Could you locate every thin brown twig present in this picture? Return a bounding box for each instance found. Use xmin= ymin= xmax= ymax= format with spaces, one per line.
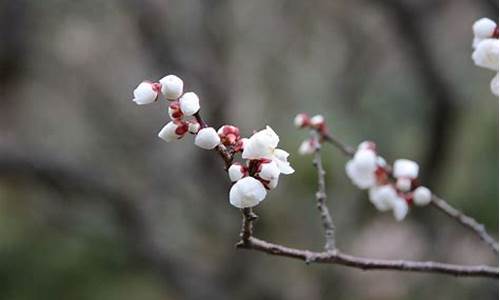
xmin=431 ymin=195 xmax=499 ymax=254
xmin=312 ymin=132 xmax=336 ymax=251
xmin=322 ymin=131 xmax=499 ymax=255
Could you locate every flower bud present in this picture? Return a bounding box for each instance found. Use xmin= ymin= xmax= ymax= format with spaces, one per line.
xmin=229 ymin=177 xmax=267 ymax=208
xmin=393 ymin=159 xmax=419 ymax=179
xmin=158 ymin=121 xmax=188 ymax=142
xmin=188 ymin=120 xmax=201 ymax=134
xmin=218 ymin=125 xmax=241 ymax=146
xmin=168 ymin=101 xmax=183 ymax=120
xmin=472 ymin=39 xmax=499 ymax=71
xmin=298 ymin=139 xmax=317 ymax=155
xmin=228 ymin=163 xmax=247 ymax=182
xmin=194 ymin=127 xmax=221 ymax=150
xmin=396 ymin=177 xmax=412 ymax=192
xmin=179 ymin=92 xmax=200 ymax=116
xmin=369 ymin=185 xmax=397 ymax=212
xmin=392 ymin=198 xmax=409 ymax=221
xmin=159 ymin=75 xmax=184 ymax=100
xmin=294 ymin=113 xmax=310 ymax=128
xmin=133 ymin=81 xmax=159 ymax=105
xmin=358 ymin=141 xmax=376 ymax=151
xmin=473 ymin=18 xmax=497 ymax=39
xmin=309 ymin=114 xmax=325 ymax=128
xmin=413 ymin=186 xmax=432 ymax=206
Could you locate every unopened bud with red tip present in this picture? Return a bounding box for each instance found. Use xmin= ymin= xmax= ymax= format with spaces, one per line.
xmin=233 ymin=138 xmax=248 ymax=152
xmin=179 ymin=92 xmax=200 ymax=116
xmin=294 ymin=113 xmax=310 ymax=128
xmin=473 ymin=18 xmax=497 ymax=39
xmin=218 ymin=125 xmax=241 ymax=146
xmin=228 ymin=163 xmax=247 ymax=182
xmin=159 ymin=75 xmax=184 ymax=100
xmin=133 ymin=81 xmax=160 ymax=105
xmin=194 ymin=127 xmax=221 ymax=150
xmin=168 ymin=101 xmax=183 ymax=120
xmin=158 ymin=121 xmax=188 ymax=142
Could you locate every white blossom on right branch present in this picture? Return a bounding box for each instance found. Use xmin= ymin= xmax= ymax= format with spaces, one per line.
xmin=471 ymin=18 xmax=499 ymax=96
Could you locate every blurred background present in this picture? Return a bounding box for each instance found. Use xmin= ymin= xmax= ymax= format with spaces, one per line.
xmin=0 ymin=0 xmax=498 ymax=299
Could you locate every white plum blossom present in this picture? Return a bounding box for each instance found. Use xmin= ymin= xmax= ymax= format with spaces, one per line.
xmin=392 ymin=197 xmax=409 ymax=221
xmin=298 ymin=139 xmax=317 ymax=155
xmin=258 ymin=160 xmax=280 ymax=181
xmin=368 ymin=185 xmax=397 ymax=212
xmin=413 ymin=186 xmax=432 ymax=206
xmin=229 ymin=177 xmax=267 ymax=208
xmin=133 ymin=81 xmax=159 ymax=105
xmin=473 ymin=18 xmax=497 ymax=48
xmin=158 ymin=121 xmax=187 ymax=142
xmin=396 ymin=177 xmax=412 ymax=192
xmin=194 ymin=127 xmax=221 ymax=150
xmin=472 ymin=38 xmax=499 ymax=71
xmin=393 ymin=159 xmax=419 ymax=179
xmin=345 ymin=147 xmax=378 ymax=189
xmin=179 ymin=92 xmax=200 ymax=116
xmin=159 ymin=75 xmax=184 ymax=100
xmin=242 ymin=126 xmax=294 ymax=175
xmin=228 ymin=163 xmax=246 ymax=182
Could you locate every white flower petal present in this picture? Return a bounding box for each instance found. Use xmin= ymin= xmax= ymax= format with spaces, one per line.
xmin=228 ymin=164 xmax=245 ymax=182
xmin=298 ymin=140 xmax=316 ymax=155
xmin=396 ymin=178 xmax=412 ymax=192
xmin=194 ymin=127 xmax=221 ymax=150
xmin=179 ymin=92 xmax=200 ymax=116
xmin=258 ymin=161 xmax=280 ymax=181
xmin=133 ymin=82 xmax=157 ymax=105
xmin=393 ymin=159 xmax=419 ymax=179
xmin=345 ymin=160 xmax=376 ymax=189
xmin=473 ymin=18 xmax=497 ymax=39
xmin=491 ymin=73 xmax=499 ymax=96
xmin=158 ymin=122 xmax=179 ymax=142
xmin=229 ymin=177 xmax=267 ymax=208
xmin=392 ymin=198 xmax=409 ymax=221
xmin=472 ymin=39 xmax=499 ymax=71
xmin=369 ymin=185 xmax=397 ymax=212
xmin=159 ymin=75 xmax=184 ymax=100
xmin=413 ymin=186 xmax=432 ymax=206
xmin=242 ymin=126 xmax=279 ymax=159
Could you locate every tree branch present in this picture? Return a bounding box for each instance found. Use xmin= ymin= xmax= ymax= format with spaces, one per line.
xmin=312 ymin=132 xmax=336 ymax=251
xmin=238 ymin=236 xmax=498 ymax=278
xmin=431 ymin=195 xmax=499 ymax=254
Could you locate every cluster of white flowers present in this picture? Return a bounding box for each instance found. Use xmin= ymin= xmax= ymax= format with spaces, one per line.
xmin=132 ymin=75 xmax=222 ymax=148
xmin=133 ymin=75 xmax=294 ymax=209
xmin=229 ymin=126 xmax=294 ymax=208
xmin=345 ymin=142 xmax=432 ymax=221
xmin=471 ymin=18 xmax=499 ymax=96
xmin=294 ymin=113 xmax=326 ymax=155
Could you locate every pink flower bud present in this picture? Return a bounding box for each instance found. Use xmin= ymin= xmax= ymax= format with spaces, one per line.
xmin=168 ymin=101 xmax=183 ymax=120
xmin=218 ymin=125 xmax=241 ymax=146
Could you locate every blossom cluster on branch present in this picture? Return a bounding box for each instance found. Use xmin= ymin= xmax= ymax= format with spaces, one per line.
xmin=295 ymin=113 xmax=431 ymax=221
xmin=471 ymin=18 xmax=499 ymax=96
xmin=133 ymin=75 xmax=294 ymax=209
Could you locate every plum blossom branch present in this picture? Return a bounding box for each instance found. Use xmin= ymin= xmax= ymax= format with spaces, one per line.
xmin=133 ymin=75 xmax=498 ymax=279
xmin=313 ymin=119 xmax=499 ymax=255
